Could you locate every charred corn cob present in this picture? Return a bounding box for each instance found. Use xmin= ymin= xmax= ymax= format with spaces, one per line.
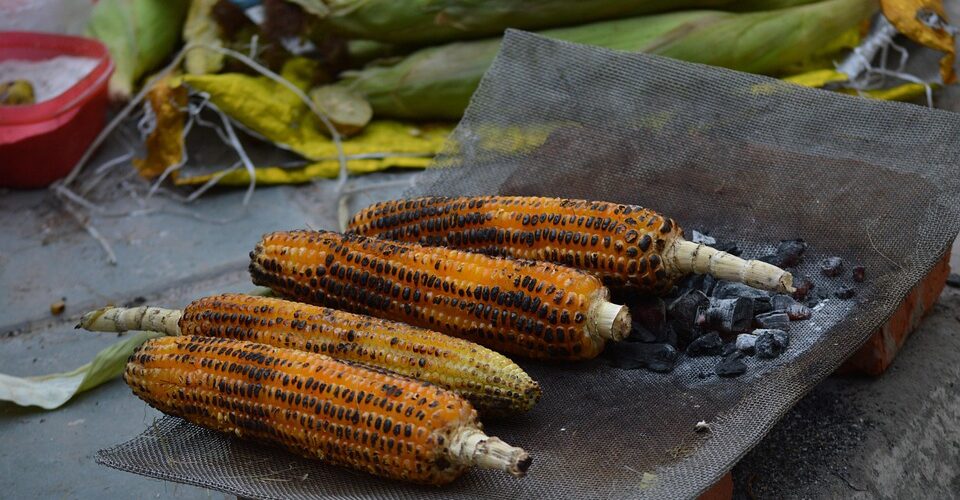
xmin=347 ymin=196 xmax=794 ymax=294
xmin=80 ymin=293 xmax=541 ymax=414
xmin=249 ymin=230 xmax=631 ymax=360
xmin=125 ymin=335 xmax=530 ymax=485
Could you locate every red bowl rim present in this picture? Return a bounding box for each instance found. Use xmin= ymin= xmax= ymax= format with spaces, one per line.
xmin=0 ymin=31 xmax=115 ymax=125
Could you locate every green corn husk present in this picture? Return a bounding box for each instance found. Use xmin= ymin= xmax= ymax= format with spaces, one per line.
xmin=313 ymin=0 xmax=823 ymax=45
xmin=86 ymin=0 xmax=189 ymax=100
xmin=338 ymin=0 xmax=876 ymax=120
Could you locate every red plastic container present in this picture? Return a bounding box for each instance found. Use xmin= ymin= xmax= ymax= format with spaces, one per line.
xmin=0 ymin=32 xmax=114 ymax=189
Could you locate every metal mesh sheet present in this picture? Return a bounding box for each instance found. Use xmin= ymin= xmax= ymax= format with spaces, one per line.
xmin=98 ymin=31 xmax=960 ymax=499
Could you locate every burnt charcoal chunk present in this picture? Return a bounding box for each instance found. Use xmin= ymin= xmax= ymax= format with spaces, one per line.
xmin=834 ymin=287 xmax=856 ymax=300
xmin=752 ymin=296 xmax=773 ymax=315
xmin=947 ymin=273 xmax=960 ymax=288
xmin=686 ymin=332 xmax=724 ymax=357
xmin=668 ymin=290 xmax=709 ymax=335
xmin=698 ymin=298 xmax=754 ymax=333
xmin=771 ymin=294 xmax=813 ymax=320
xmin=755 ymin=311 xmax=790 ymax=330
xmin=852 ymin=266 xmax=866 ymax=283
xmin=754 ymin=331 xmax=786 ymax=359
xmin=625 ymin=298 xmax=666 ymax=336
xmin=758 ymin=239 xmax=807 ymax=268
xmin=713 ymin=281 xmax=769 ymax=300
xmin=690 ymin=230 xmax=716 ymax=245
xmin=754 ymin=329 xmax=789 ymax=351
xmin=820 ymin=257 xmax=844 ymax=277
xmin=735 ymin=334 xmax=757 ymax=355
xmin=626 ymin=321 xmax=658 ymax=343
xmin=657 ymin=322 xmax=679 ymax=347
xmin=792 ymin=276 xmax=815 ymax=301
xmin=606 ymin=342 xmax=679 ymax=373
xmin=715 ymin=352 xmax=748 ymax=377
xmin=677 ymin=274 xmax=706 ymax=295
xmin=722 ymin=342 xmax=738 ymax=356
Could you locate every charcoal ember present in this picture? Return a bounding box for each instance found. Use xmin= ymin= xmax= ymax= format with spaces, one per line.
xmin=686 ymin=332 xmax=724 ymax=357
xmin=722 ymin=342 xmax=738 ymax=356
xmin=852 ymin=266 xmax=866 ymax=283
xmin=699 ymin=274 xmax=717 ymax=295
xmin=697 ymin=297 xmax=754 ymax=333
xmin=626 ymin=298 xmax=666 ymax=336
xmin=754 ymin=328 xmax=789 ymax=350
xmin=657 ymin=321 xmax=680 ymax=346
xmin=735 ymin=333 xmax=758 ymax=355
xmin=625 ymin=321 xmax=658 ymax=343
xmin=947 ymin=273 xmax=960 ymax=288
xmin=713 ymin=240 xmax=741 ymax=256
xmin=792 ymin=276 xmax=815 ymax=301
xmin=754 ymin=330 xmax=787 ymax=359
xmin=715 ymin=352 xmax=748 ymax=377
xmin=754 ymin=311 xmax=790 ymax=330
xmin=668 ymin=290 xmax=709 ymax=332
xmin=752 ymin=296 xmax=773 ymax=315
xmin=606 ymin=342 xmax=679 ymax=373
xmin=820 ymin=257 xmax=844 ymax=277
xmin=758 ymin=239 xmax=807 ymax=268
xmin=771 ymin=294 xmax=813 ymax=320
xmin=834 ymin=287 xmax=856 ymax=300
xmin=677 ymin=274 xmax=706 ymax=295
xmin=691 ymin=230 xmax=716 ymax=245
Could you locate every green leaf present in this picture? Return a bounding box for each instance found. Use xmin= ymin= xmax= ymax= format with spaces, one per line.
xmin=0 ymin=331 xmax=161 ymax=410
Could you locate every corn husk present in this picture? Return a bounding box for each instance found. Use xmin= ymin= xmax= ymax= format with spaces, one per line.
xmin=85 ymin=0 xmax=189 ymax=100
xmin=182 ymin=0 xmax=225 ymax=75
xmin=312 ymin=0 xmax=823 ymax=45
xmin=338 ymin=0 xmax=877 ymax=119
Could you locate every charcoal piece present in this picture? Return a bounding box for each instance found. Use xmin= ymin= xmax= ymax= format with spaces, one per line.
xmin=754 ymin=328 xmax=790 ymax=350
xmin=834 ymin=287 xmax=856 ymax=299
xmin=722 ymin=342 xmax=738 ymax=356
xmin=668 ymin=290 xmax=709 ymax=332
xmin=691 ymin=230 xmax=716 ymax=245
xmin=625 ymin=321 xmax=658 ymax=343
xmin=770 ymin=294 xmax=813 ymax=320
xmin=758 ymin=239 xmax=807 ymax=268
xmin=606 ymin=342 xmax=679 ymax=373
xmin=852 ymin=266 xmax=866 ymax=283
xmin=752 ymin=296 xmax=773 ymax=315
xmin=754 ymin=311 xmax=790 ymax=330
xmin=820 ymin=256 xmax=844 ymax=277
xmin=686 ymin=332 xmax=724 ymax=357
xmin=792 ymin=276 xmax=815 ymax=301
xmin=712 ymin=240 xmax=741 ymax=256
xmin=677 ymin=274 xmax=705 ymax=295
xmin=712 ymin=281 xmax=769 ymax=300
xmin=947 ymin=273 xmax=960 ymax=288
xmin=715 ymin=352 xmax=748 ymax=377
xmin=735 ymin=334 xmax=758 ymax=355
xmin=627 ymin=298 xmax=666 ymax=336
xmin=754 ymin=331 xmax=786 ymax=359
xmin=698 ymin=297 xmax=754 ymax=333
xmin=699 ymin=274 xmax=717 ymax=295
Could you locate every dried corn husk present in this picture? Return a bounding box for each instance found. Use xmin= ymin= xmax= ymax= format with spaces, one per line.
xmin=85 ymin=0 xmax=189 ymax=100
xmin=338 ymin=0 xmax=877 ymax=119
xmin=312 ymin=0 xmax=822 ymax=45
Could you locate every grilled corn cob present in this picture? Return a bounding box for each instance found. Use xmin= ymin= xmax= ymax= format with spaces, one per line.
xmin=80 ymin=293 xmax=541 ymax=414
xmin=125 ymin=335 xmax=530 ymax=485
xmin=347 ymin=196 xmax=794 ymax=294
xmin=249 ymin=230 xmax=631 ymax=360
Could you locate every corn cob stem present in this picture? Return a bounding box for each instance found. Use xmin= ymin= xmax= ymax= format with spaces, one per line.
xmin=80 ymin=294 xmax=541 ymax=414
xmin=665 ymin=240 xmax=795 ymax=293
xmin=79 ymin=306 xmax=182 ymax=334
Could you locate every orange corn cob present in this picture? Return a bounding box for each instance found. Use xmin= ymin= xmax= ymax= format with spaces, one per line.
xmin=80 ymin=293 xmax=541 ymax=415
xmin=249 ymin=230 xmax=631 ymax=361
xmin=125 ymin=335 xmax=531 ymax=485
xmin=347 ymin=196 xmax=794 ymax=294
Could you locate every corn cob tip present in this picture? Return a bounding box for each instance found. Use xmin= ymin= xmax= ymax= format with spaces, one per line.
xmin=79 ymin=305 xmax=182 ymax=335
xmin=667 ymin=240 xmax=796 ymax=294
xmin=593 ymin=301 xmax=632 ymax=342
xmin=449 ymin=427 xmax=531 ymax=478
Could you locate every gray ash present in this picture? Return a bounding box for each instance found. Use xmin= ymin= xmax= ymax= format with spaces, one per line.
xmin=715 ymin=352 xmax=748 ymax=377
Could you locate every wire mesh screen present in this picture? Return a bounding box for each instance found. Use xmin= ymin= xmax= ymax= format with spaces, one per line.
xmin=98 ymin=31 xmax=960 ymax=499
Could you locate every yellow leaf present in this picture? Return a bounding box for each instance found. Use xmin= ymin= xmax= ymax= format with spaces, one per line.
xmin=133 ymin=77 xmax=187 ymax=179
xmin=881 ymin=0 xmax=956 ymax=83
